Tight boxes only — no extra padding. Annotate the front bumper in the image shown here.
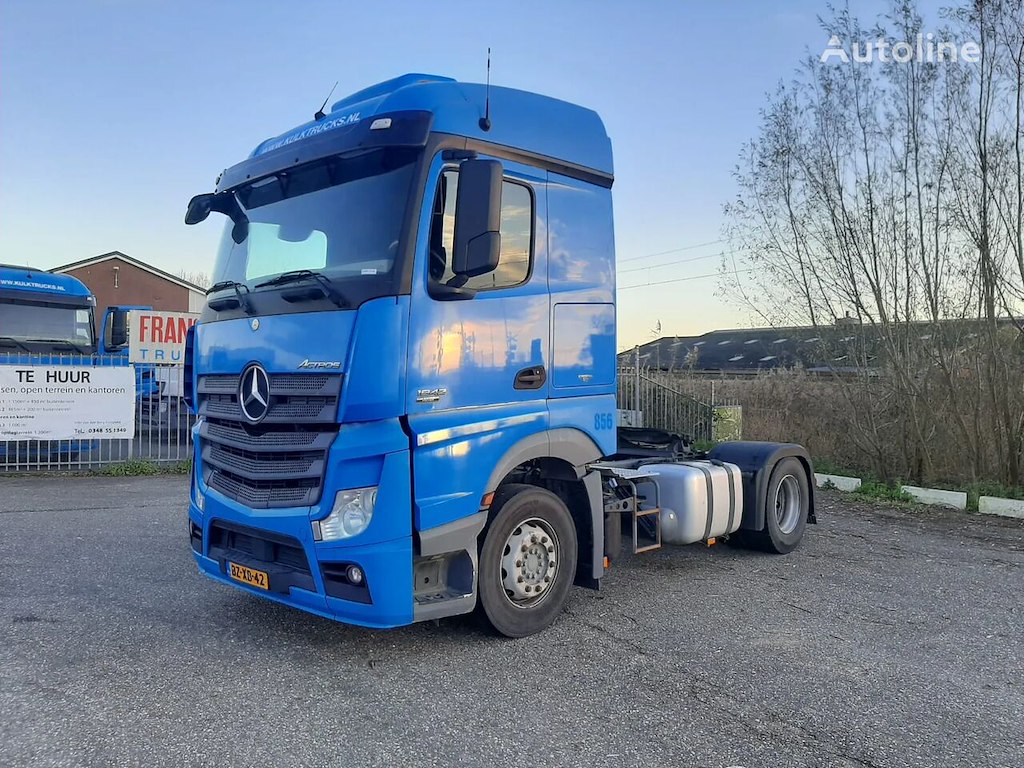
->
[188,432,416,629]
[190,515,414,629]
[190,501,413,626]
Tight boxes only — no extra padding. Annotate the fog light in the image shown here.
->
[314,487,377,542]
[346,565,364,585]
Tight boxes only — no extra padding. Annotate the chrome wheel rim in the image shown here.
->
[774,475,802,534]
[500,518,559,608]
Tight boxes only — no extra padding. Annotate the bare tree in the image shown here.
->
[175,270,212,290]
[725,0,1024,486]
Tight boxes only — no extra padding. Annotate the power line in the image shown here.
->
[618,267,754,291]
[616,238,725,264]
[618,251,724,274]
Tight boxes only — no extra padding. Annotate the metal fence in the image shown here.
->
[617,357,742,443]
[1,353,193,472]
[3,349,739,471]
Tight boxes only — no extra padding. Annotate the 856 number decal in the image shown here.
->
[594,412,615,430]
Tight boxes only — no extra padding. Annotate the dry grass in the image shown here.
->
[651,368,1022,489]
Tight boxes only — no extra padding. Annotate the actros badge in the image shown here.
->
[298,359,341,370]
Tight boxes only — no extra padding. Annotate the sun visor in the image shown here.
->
[216,110,433,193]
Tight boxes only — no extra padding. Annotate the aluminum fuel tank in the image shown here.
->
[647,461,744,545]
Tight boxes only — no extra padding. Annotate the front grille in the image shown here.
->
[207,521,315,594]
[197,372,341,508]
[201,393,336,422]
[208,522,311,574]
[209,444,320,477]
[202,373,331,392]
[208,473,318,506]
[205,421,322,448]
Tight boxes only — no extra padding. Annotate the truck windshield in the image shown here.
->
[211,147,419,292]
[0,300,95,353]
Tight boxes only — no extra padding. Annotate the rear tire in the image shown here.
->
[477,484,577,638]
[735,457,810,554]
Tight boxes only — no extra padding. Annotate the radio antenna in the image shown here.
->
[478,49,492,131]
[314,81,339,121]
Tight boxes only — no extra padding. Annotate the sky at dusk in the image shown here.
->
[2,0,934,348]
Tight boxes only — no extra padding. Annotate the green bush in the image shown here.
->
[97,459,191,477]
[853,480,916,504]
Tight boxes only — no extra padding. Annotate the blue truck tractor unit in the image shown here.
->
[0,265,165,460]
[183,73,815,637]
[0,265,99,356]
[0,264,161,393]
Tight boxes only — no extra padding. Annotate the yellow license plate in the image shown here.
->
[228,562,269,590]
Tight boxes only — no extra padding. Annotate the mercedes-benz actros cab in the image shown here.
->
[183,74,815,637]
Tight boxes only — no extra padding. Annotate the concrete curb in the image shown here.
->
[900,485,967,510]
[814,472,1024,519]
[979,496,1024,520]
[815,473,862,492]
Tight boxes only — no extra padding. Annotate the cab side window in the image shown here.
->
[428,169,533,291]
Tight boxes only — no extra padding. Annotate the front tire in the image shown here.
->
[477,484,578,638]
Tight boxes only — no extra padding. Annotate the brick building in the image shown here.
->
[53,251,205,330]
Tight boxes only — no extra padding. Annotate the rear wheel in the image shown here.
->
[477,484,577,638]
[737,457,810,554]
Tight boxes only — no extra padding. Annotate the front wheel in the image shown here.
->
[477,484,578,638]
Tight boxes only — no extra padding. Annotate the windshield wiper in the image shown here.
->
[206,280,255,315]
[0,336,32,353]
[255,270,349,308]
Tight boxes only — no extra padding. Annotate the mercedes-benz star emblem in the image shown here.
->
[239,364,270,423]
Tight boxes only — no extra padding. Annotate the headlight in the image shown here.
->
[192,470,205,512]
[313,487,377,541]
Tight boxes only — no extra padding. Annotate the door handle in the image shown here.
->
[514,365,547,390]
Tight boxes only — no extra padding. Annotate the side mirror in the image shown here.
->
[186,192,249,243]
[452,159,502,278]
[185,193,214,225]
[109,309,129,349]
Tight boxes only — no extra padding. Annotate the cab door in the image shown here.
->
[406,153,549,532]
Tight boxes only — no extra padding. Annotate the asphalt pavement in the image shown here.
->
[1,475,1022,768]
